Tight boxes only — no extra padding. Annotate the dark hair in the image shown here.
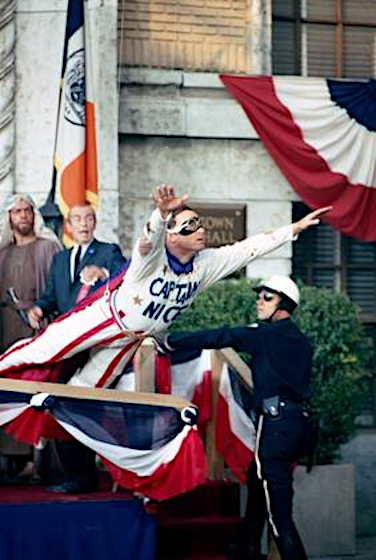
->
[277,295,297,314]
[167,205,196,230]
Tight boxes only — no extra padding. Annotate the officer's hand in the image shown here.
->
[293,206,333,236]
[151,184,189,219]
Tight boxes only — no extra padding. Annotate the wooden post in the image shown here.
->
[218,348,253,387]
[205,351,225,480]
[209,350,281,560]
[134,338,156,393]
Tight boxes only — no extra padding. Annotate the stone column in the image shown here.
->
[247,0,272,74]
[86,0,120,243]
[0,0,16,204]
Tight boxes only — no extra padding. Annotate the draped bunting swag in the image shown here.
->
[221,74,376,241]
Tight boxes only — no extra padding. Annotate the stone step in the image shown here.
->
[156,481,243,559]
[157,513,243,559]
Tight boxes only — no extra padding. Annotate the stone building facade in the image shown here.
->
[5,0,294,280]
[2,0,376,538]
[117,0,294,279]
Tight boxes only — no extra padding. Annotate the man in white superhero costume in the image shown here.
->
[0,185,330,389]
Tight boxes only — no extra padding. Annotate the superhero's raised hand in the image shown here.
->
[151,184,189,218]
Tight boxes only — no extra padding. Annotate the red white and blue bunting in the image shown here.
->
[0,344,256,495]
[221,75,376,241]
[216,364,255,484]
[169,349,213,431]
[163,350,256,483]
[0,390,206,501]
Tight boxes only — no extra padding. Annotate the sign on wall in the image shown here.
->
[191,203,246,248]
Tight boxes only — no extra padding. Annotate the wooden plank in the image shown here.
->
[217,347,253,387]
[0,378,191,411]
[205,348,253,479]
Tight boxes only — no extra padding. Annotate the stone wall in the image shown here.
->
[13,0,273,246]
[118,68,296,280]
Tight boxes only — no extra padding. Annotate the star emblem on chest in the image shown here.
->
[133,295,143,306]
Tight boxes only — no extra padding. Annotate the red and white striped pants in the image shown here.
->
[0,296,141,389]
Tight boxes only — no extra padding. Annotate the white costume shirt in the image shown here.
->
[112,209,294,337]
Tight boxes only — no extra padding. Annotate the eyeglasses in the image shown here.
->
[256,291,276,302]
[167,216,204,236]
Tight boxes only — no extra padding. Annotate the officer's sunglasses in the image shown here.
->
[256,291,276,302]
[167,216,204,236]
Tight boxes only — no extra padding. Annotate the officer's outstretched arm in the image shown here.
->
[164,326,261,355]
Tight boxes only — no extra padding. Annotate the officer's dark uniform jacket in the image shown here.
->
[168,318,312,408]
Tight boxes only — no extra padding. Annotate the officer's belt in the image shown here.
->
[261,395,310,417]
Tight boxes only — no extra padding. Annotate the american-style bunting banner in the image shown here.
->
[221,75,376,241]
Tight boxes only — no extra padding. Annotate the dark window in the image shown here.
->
[272,0,376,78]
[293,203,376,424]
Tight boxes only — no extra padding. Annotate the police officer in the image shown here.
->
[164,276,316,560]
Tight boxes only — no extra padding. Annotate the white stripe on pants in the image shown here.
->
[255,415,279,537]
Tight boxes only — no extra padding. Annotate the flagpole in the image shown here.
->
[39,0,72,238]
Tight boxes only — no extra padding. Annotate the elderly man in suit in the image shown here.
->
[27,203,126,324]
[26,203,127,494]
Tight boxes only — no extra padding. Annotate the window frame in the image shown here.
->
[272,0,376,77]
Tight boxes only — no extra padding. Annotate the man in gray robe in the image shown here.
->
[0,194,61,480]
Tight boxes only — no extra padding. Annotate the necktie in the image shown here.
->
[73,245,82,281]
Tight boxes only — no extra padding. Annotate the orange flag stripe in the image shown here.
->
[85,100,98,201]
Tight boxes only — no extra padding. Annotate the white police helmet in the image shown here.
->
[256,276,300,307]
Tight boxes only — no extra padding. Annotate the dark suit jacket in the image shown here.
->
[36,239,127,317]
